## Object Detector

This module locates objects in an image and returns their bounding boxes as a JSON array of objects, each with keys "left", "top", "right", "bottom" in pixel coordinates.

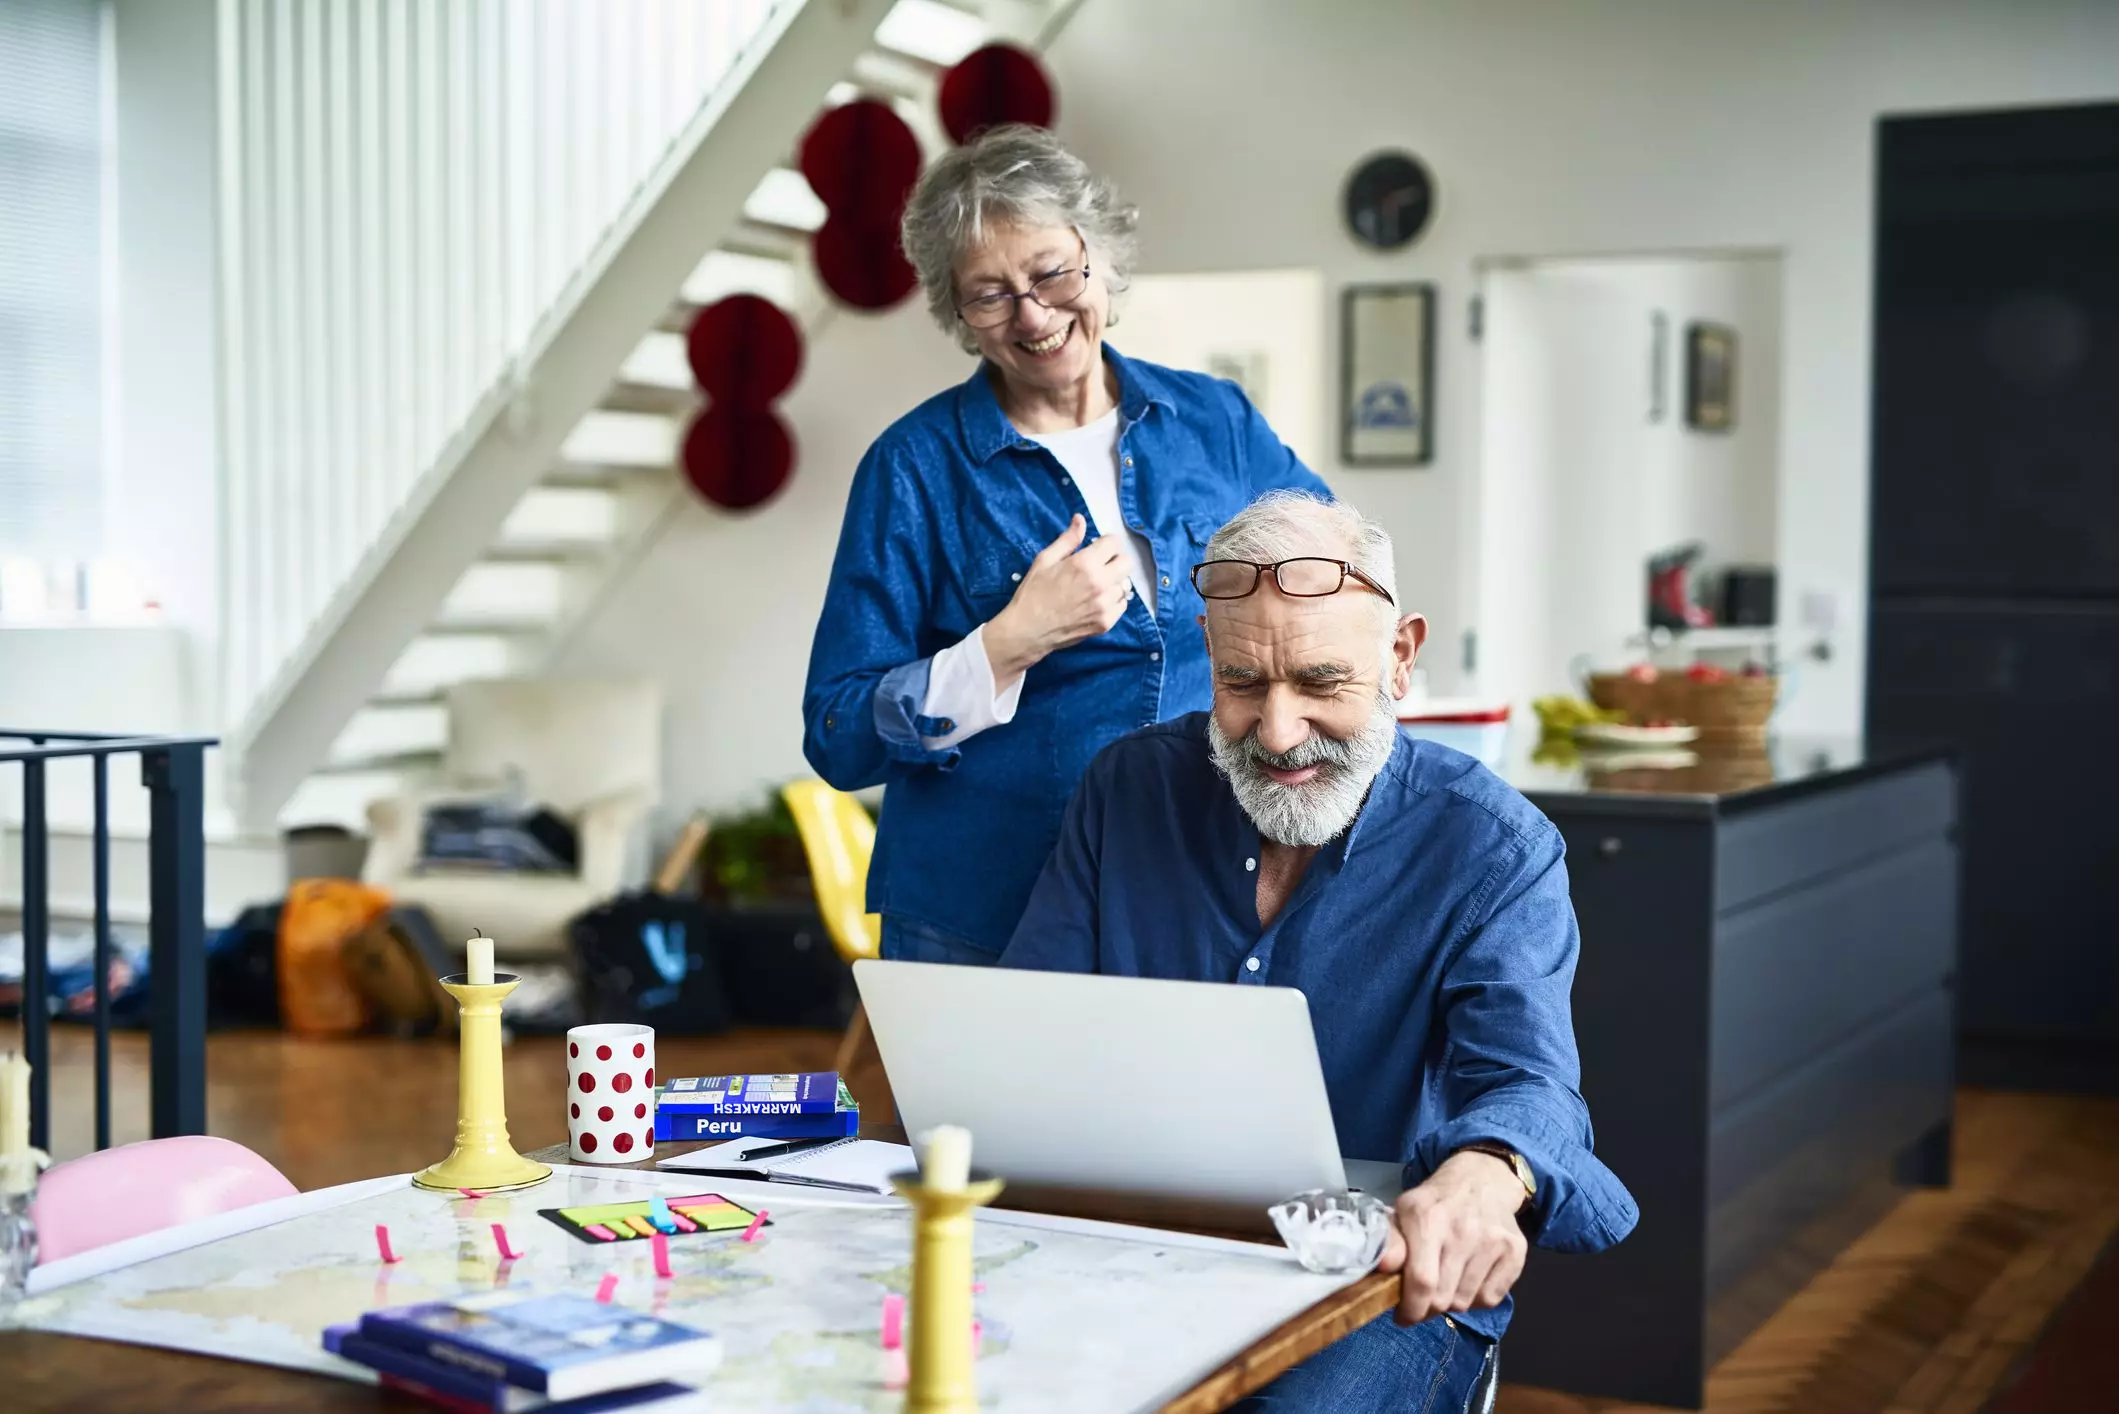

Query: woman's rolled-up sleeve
[{"left": 803, "top": 441, "right": 963, "bottom": 789}]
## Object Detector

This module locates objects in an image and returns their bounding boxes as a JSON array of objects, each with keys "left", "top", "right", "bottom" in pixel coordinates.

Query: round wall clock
[{"left": 1343, "top": 150, "right": 1435, "bottom": 251}]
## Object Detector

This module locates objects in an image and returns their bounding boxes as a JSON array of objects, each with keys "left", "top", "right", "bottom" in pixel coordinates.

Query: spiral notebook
[{"left": 654, "top": 1136, "right": 913, "bottom": 1196}]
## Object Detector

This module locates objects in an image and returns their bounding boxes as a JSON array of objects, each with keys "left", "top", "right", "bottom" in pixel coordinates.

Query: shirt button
[
  {"left": 1160, "top": 575, "right": 1170, "bottom": 587},
  {"left": 1011, "top": 572, "right": 1022, "bottom": 582},
  {"left": 1149, "top": 651, "right": 1160, "bottom": 662},
  {"left": 825, "top": 717, "right": 835, "bottom": 729},
  {"left": 1124, "top": 457, "right": 1134, "bottom": 468},
  {"left": 1245, "top": 957, "right": 1261, "bottom": 973},
  {"left": 940, "top": 720, "right": 954, "bottom": 731},
  {"left": 1245, "top": 857, "right": 1257, "bottom": 872}
]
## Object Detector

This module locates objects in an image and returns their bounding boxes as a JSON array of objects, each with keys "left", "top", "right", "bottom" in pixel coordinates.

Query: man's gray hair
[
  {"left": 1203, "top": 491, "right": 1399, "bottom": 618},
  {"left": 900, "top": 124, "right": 1140, "bottom": 354}
]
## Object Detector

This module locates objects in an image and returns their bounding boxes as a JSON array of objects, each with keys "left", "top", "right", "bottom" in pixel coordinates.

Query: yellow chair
[{"left": 781, "top": 780, "right": 882, "bottom": 1076}]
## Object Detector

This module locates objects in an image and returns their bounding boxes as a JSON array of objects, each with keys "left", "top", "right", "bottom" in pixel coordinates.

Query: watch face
[{"left": 1344, "top": 151, "right": 1435, "bottom": 251}]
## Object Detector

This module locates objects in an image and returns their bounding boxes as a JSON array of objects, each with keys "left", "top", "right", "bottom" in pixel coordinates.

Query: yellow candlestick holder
[
  {"left": 413, "top": 974, "right": 551, "bottom": 1194},
  {"left": 889, "top": 1171, "right": 1004, "bottom": 1414}
]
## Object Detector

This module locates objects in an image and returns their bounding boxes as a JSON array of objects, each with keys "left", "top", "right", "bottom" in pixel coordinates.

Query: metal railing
[{"left": 3, "top": 731, "right": 217, "bottom": 1154}]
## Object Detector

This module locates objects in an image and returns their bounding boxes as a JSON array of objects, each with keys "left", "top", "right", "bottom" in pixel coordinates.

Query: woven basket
[{"left": 1587, "top": 672, "right": 1778, "bottom": 740}]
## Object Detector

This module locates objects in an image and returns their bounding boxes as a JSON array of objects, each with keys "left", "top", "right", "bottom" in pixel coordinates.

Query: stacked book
[
  {"left": 653, "top": 1070, "right": 858, "bottom": 1143},
  {"left": 324, "top": 1291, "right": 719, "bottom": 1413}
]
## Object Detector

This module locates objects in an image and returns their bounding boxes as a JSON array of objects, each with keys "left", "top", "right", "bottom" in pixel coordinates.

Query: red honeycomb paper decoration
[
  {"left": 681, "top": 403, "right": 795, "bottom": 513},
  {"left": 938, "top": 44, "right": 1055, "bottom": 144},
  {"left": 685, "top": 294, "right": 803, "bottom": 410},
  {"left": 799, "top": 99, "right": 922, "bottom": 221}
]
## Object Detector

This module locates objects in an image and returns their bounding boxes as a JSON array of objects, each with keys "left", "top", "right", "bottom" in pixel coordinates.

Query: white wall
[
  {"left": 1041, "top": 0, "right": 2119, "bottom": 732},
  {"left": 106, "top": 0, "right": 220, "bottom": 728},
  {"left": 1475, "top": 255, "right": 1783, "bottom": 710},
  {"left": 1114, "top": 268, "right": 1328, "bottom": 470}
]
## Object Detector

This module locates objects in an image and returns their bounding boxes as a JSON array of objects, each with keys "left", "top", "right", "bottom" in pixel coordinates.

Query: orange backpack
[{"left": 276, "top": 878, "right": 391, "bottom": 1035}]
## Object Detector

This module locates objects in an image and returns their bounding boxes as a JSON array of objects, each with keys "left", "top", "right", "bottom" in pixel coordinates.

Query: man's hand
[
  {"left": 984, "top": 516, "right": 1132, "bottom": 685},
  {"left": 1376, "top": 1150, "right": 1529, "bottom": 1325}
]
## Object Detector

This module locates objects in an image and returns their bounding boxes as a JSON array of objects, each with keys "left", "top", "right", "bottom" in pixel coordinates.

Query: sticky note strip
[
  {"left": 595, "top": 1274, "right": 619, "bottom": 1304},
  {"left": 582, "top": 1223, "right": 615, "bottom": 1241},
  {"left": 740, "top": 1209, "right": 768, "bottom": 1243},
  {"left": 491, "top": 1223, "right": 522, "bottom": 1261},
  {"left": 668, "top": 1211, "right": 698, "bottom": 1233},
  {"left": 651, "top": 1232, "right": 673, "bottom": 1280},
  {"left": 624, "top": 1215, "right": 659, "bottom": 1238},
  {"left": 374, "top": 1224, "right": 400, "bottom": 1264},
  {"left": 647, "top": 1194, "right": 677, "bottom": 1232},
  {"left": 880, "top": 1293, "right": 905, "bottom": 1350}
]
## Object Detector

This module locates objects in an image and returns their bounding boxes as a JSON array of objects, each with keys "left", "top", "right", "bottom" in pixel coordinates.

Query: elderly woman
[{"left": 803, "top": 125, "right": 1328, "bottom": 966}]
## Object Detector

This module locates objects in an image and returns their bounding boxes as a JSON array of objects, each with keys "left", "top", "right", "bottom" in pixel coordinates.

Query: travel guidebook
[
  {"left": 652, "top": 1072, "right": 858, "bottom": 1142},
  {"left": 345, "top": 1291, "right": 721, "bottom": 1402},
  {"left": 655, "top": 1072, "right": 844, "bottom": 1115}
]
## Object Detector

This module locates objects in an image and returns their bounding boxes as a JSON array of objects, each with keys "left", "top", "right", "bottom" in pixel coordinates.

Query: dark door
[{"left": 1868, "top": 102, "right": 2119, "bottom": 1059}]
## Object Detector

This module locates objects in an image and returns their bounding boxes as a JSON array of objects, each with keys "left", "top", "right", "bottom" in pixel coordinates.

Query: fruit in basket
[
  {"left": 1532, "top": 695, "right": 1629, "bottom": 734},
  {"left": 1625, "top": 663, "right": 1659, "bottom": 683},
  {"left": 1741, "top": 661, "right": 1769, "bottom": 678},
  {"left": 1684, "top": 662, "right": 1731, "bottom": 684}
]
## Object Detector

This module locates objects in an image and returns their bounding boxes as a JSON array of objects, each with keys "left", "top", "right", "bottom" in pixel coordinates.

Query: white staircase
[{"left": 216, "top": 0, "right": 1085, "bottom": 833}]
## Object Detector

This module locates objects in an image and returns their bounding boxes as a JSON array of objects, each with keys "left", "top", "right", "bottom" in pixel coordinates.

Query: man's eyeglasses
[
  {"left": 1191, "top": 558, "right": 1397, "bottom": 608},
  {"left": 955, "top": 246, "right": 1092, "bottom": 330}
]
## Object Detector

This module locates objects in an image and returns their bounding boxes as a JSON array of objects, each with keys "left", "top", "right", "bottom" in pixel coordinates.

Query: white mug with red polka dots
[{"left": 566, "top": 1023, "right": 657, "bottom": 1163}]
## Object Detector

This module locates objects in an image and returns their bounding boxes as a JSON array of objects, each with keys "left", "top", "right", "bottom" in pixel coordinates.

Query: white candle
[
  {"left": 466, "top": 935, "right": 495, "bottom": 985},
  {"left": 920, "top": 1124, "right": 972, "bottom": 1193},
  {"left": 1, "top": 1051, "right": 25, "bottom": 1161}
]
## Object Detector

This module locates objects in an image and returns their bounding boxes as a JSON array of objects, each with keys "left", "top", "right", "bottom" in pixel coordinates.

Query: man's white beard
[{"left": 1207, "top": 693, "right": 1400, "bottom": 847}]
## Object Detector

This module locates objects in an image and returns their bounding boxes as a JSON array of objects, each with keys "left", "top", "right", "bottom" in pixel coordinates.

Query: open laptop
[{"left": 854, "top": 959, "right": 1401, "bottom": 1210}]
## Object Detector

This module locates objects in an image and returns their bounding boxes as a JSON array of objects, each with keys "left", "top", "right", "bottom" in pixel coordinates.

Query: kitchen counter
[
  {"left": 1498, "top": 733, "right": 1956, "bottom": 818},
  {"left": 1497, "top": 734, "right": 1960, "bottom": 1408}
]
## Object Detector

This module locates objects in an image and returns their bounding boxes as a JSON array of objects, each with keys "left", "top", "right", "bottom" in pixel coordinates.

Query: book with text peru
[
  {"left": 656, "top": 1072, "right": 843, "bottom": 1116},
  {"left": 654, "top": 1104, "right": 859, "bottom": 1143}
]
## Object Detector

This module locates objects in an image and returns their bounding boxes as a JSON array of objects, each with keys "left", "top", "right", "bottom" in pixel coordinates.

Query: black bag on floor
[
  {"left": 707, "top": 901, "right": 855, "bottom": 1030},
  {"left": 206, "top": 903, "right": 283, "bottom": 1028},
  {"left": 569, "top": 893, "right": 733, "bottom": 1035}
]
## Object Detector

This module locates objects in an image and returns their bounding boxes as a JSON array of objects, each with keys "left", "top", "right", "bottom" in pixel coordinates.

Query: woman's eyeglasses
[
  {"left": 1191, "top": 558, "right": 1397, "bottom": 608},
  {"left": 956, "top": 248, "right": 1092, "bottom": 330}
]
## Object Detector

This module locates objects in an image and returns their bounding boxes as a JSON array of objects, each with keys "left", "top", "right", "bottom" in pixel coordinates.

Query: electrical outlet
[{"left": 1799, "top": 589, "right": 1838, "bottom": 634}]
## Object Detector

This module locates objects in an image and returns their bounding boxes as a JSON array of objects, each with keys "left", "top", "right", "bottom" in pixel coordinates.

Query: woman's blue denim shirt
[{"left": 802, "top": 347, "right": 1330, "bottom": 951}]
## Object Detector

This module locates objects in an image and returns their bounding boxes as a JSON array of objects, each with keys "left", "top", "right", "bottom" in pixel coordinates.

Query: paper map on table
[{"left": 18, "top": 1168, "right": 1354, "bottom": 1413}]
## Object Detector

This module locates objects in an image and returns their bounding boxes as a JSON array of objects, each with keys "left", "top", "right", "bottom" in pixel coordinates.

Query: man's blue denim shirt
[
  {"left": 802, "top": 349, "right": 1329, "bottom": 952},
  {"left": 999, "top": 714, "right": 1641, "bottom": 1339}
]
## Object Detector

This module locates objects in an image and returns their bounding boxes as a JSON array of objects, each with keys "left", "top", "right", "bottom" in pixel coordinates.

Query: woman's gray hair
[
  {"left": 900, "top": 124, "right": 1140, "bottom": 352},
  {"left": 1203, "top": 491, "right": 1400, "bottom": 632}
]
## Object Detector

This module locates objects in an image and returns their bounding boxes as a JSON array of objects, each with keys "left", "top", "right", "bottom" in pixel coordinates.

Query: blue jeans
[
  {"left": 1236, "top": 1314, "right": 1493, "bottom": 1414},
  {"left": 879, "top": 913, "right": 1002, "bottom": 967}
]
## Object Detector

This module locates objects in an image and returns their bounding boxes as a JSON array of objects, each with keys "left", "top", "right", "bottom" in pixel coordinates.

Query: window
[{"left": 0, "top": 0, "right": 104, "bottom": 570}]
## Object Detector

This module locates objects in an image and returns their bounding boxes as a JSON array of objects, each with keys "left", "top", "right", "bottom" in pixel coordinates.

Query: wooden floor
[{"left": 11, "top": 1023, "right": 2119, "bottom": 1412}]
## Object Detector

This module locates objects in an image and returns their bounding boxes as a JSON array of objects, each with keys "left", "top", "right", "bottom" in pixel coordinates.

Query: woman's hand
[{"left": 984, "top": 515, "right": 1133, "bottom": 686}]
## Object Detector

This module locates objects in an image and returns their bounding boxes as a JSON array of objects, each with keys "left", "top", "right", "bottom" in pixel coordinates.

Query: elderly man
[{"left": 999, "top": 491, "right": 1637, "bottom": 1411}]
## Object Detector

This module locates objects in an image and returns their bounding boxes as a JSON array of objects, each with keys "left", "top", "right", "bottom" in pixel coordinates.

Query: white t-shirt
[{"left": 918, "top": 409, "right": 1156, "bottom": 750}]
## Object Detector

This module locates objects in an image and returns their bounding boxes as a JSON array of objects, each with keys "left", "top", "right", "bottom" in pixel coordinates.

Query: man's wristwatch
[{"left": 1455, "top": 1141, "right": 1537, "bottom": 1213}]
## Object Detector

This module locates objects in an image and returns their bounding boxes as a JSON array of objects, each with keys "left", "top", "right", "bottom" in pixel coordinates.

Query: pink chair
[{"left": 30, "top": 1135, "right": 298, "bottom": 1265}]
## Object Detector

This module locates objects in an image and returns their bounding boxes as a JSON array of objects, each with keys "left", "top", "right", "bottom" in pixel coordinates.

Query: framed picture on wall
[
  {"left": 1685, "top": 321, "right": 1737, "bottom": 431},
  {"left": 1340, "top": 283, "right": 1435, "bottom": 466}
]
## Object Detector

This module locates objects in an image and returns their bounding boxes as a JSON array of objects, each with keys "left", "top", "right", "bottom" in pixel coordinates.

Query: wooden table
[{"left": 3, "top": 1134, "right": 1402, "bottom": 1413}]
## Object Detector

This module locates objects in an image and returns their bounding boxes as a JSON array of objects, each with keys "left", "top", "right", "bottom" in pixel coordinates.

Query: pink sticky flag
[
  {"left": 374, "top": 1224, "right": 401, "bottom": 1264},
  {"left": 595, "top": 1273, "right": 619, "bottom": 1304},
  {"left": 740, "top": 1210, "right": 769, "bottom": 1243},
  {"left": 880, "top": 1292, "right": 905, "bottom": 1350},
  {"left": 650, "top": 1231, "right": 673, "bottom": 1279},
  {"left": 973, "top": 1318, "right": 984, "bottom": 1355},
  {"left": 458, "top": 1188, "right": 488, "bottom": 1205},
  {"left": 972, "top": 1282, "right": 987, "bottom": 1294},
  {"left": 491, "top": 1223, "right": 522, "bottom": 1261}
]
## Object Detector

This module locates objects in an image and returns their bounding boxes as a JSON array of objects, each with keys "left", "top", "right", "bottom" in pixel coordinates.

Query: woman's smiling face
[{"left": 952, "top": 221, "right": 1109, "bottom": 400}]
